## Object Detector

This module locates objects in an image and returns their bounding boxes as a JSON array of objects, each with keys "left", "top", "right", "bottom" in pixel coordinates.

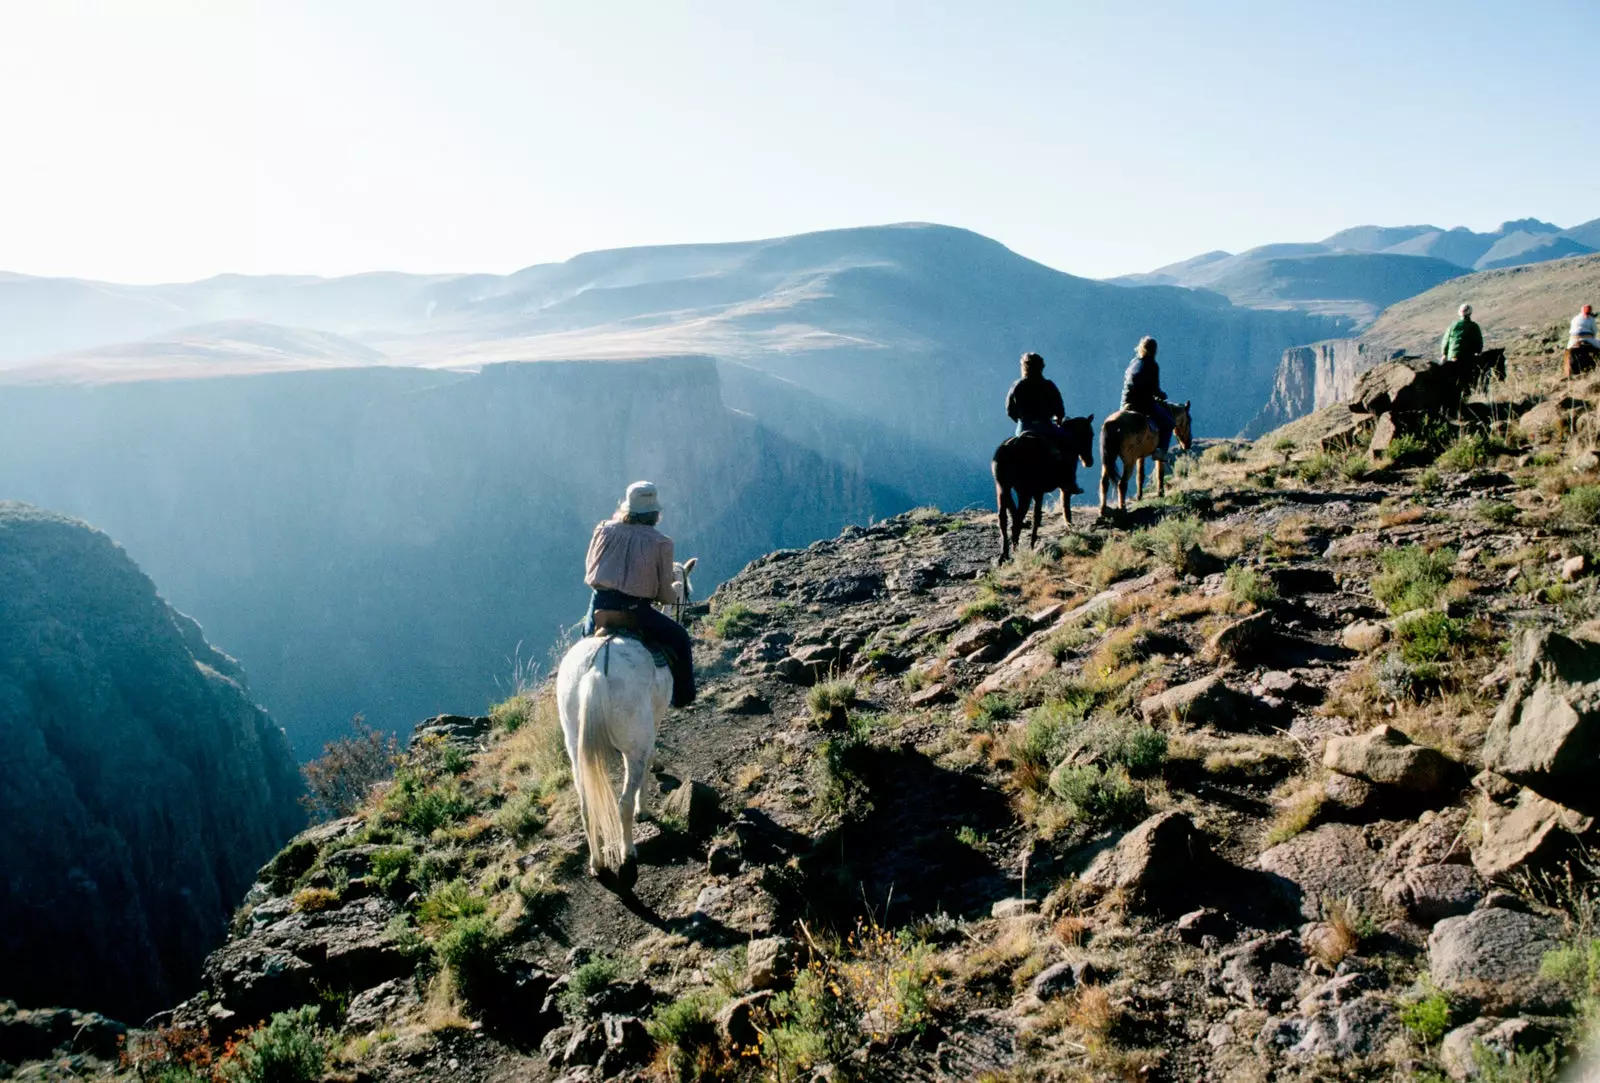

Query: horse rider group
[{"left": 1007, "top": 336, "right": 1178, "bottom": 470}]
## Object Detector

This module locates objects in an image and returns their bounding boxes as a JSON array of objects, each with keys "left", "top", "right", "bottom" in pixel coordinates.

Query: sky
[{"left": 0, "top": 0, "right": 1591, "bottom": 284}]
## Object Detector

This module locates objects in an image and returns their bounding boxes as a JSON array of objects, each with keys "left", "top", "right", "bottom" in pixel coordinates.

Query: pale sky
[{"left": 0, "top": 0, "right": 1591, "bottom": 284}]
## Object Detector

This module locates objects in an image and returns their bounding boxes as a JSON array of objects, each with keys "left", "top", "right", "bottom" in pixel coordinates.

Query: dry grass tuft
[{"left": 1264, "top": 776, "right": 1325, "bottom": 847}]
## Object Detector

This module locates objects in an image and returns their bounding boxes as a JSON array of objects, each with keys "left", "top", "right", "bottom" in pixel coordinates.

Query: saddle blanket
[{"left": 598, "top": 627, "right": 673, "bottom": 671}]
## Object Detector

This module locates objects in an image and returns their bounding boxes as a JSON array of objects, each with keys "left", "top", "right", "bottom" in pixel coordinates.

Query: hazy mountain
[
  {"left": 0, "top": 503, "right": 302, "bottom": 1020},
  {"left": 0, "top": 224, "right": 1338, "bottom": 750},
  {"left": 1121, "top": 217, "right": 1596, "bottom": 326}
]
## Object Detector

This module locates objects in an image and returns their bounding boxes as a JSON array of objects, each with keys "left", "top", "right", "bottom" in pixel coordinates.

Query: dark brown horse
[{"left": 992, "top": 415, "right": 1094, "bottom": 562}]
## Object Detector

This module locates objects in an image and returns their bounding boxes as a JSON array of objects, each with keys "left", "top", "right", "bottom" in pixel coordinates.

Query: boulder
[
  {"left": 946, "top": 620, "right": 1007, "bottom": 658},
  {"left": 1484, "top": 629, "right": 1600, "bottom": 814},
  {"left": 973, "top": 650, "right": 1056, "bottom": 698},
  {"left": 808, "top": 573, "right": 885, "bottom": 605},
  {"left": 990, "top": 898, "right": 1039, "bottom": 919},
  {"left": 1138, "top": 675, "right": 1257, "bottom": 728},
  {"left": 344, "top": 978, "right": 421, "bottom": 1033},
  {"left": 1381, "top": 864, "right": 1484, "bottom": 926},
  {"left": 1258, "top": 823, "right": 1380, "bottom": 921},
  {"left": 718, "top": 689, "right": 770, "bottom": 715},
  {"left": 1341, "top": 620, "right": 1391, "bottom": 653},
  {"left": 659, "top": 779, "right": 722, "bottom": 837},
  {"left": 1217, "top": 932, "right": 1307, "bottom": 1010},
  {"left": 1206, "top": 611, "right": 1271, "bottom": 664},
  {"left": 598, "top": 1014, "right": 652, "bottom": 1073},
  {"left": 1322, "top": 772, "right": 1378, "bottom": 815},
  {"left": 1271, "top": 995, "right": 1398, "bottom": 1059},
  {"left": 1427, "top": 907, "right": 1565, "bottom": 1014},
  {"left": 1471, "top": 787, "right": 1594, "bottom": 881},
  {"left": 1028, "top": 961, "right": 1078, "bottom": 1001},
  {"left": 706, "top": 839, "right": 742, "bottom": 876},
  {"left": 1322, "top": 724, "right": 1457, "bottom": 795},
  {"left": 746, "top": 937, "right": 794, "bottom": 991},
  {"left": 1327, "top": 533, "right": 1383, "bottom": 560},
  {"left": 715, "top": 991, "right": 774, "bottom": 1047},
  {"left": 0, "top": 1003, "right": 127, "bottom": 1063},
  {"left": 1440, "top": 1017, "right": 1556, "bottom": 1081},
  {"left": 1080, "top": 811, "right": 1211, "bottom": 914},
  {"left": 1176, "top": 907, "right": 1235, "bottom": 946}
]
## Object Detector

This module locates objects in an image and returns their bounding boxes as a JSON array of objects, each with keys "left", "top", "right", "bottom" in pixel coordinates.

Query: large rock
[
  {"left": 0, "top": 1002, "right": 127, "bottom": 1064},
  {"left": 1264, "top": 995, "right": 1398, "bottom": 1059},
  {"left": 1206, "top": 611, "right": 1271, "bottom": 665},
  {"left": 1471, "top": 787, "right": 1594, "bottom": 881},
  {"left": 1341, "top": 619, "right": 1391, "bottom": 652},
  {"left": 1323, "top": 724, "right": 1458, "bottom": 795},
  {"left": 659, "top": 779, "right": 722, "bottom": 837},
  {"left": 946, "top": 620, "right": 1007, "bottom": 658},
  {"left": 1217, "top": 932, "right": 1307, "bottom": 1010},
  {"left": 973, "top": 650, "right": 1056, "bottom": 698},
  {"left": 1079, "top": 811, "right": 1211, "bottom": 914},
  {"left": 1381, "top": 864, "right": 1484, "bottom": 926},
  {"left": 1484, "top": 629, "right": 1600, "bottom": 814},
  {"left": 1258, "top": 824, "right": 1380, "bottom": 921},
  {"left": 746, "top": 937, "right": 793, "bottom": 991},
  {"left": 1427, "top": 907, "right": 1565, "bottom": 1014},
  {"left": 1138, "top": 675, "right": 1258, "bottom": 728},
  {"left": 1440, "top": 1017, "right": 1556, "bottom": 1081}
]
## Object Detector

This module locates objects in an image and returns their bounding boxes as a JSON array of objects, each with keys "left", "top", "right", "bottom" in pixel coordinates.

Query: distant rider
[
  {"left": 583, "top": 481, "right": 695, "bottom": 707},
  {"left": 1121, "top": 336, "right": 1175, "bottom": 464},
  {"left": 1571, "top": 304, "right": 1599, "bottom": 353},
  {"left": 1440, "top": 303, "right": 1483, "bottom": 367}
]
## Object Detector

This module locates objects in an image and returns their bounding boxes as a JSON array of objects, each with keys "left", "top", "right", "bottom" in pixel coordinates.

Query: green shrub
[
  {"left": 1295, "top": 452, "right": 1335, "bottom": 482},
  {"left": 1272, "top": 437, "right": 1296, "bottom": 462},
  {"left": 436, "top": 914, "right": 500, "bottom": 1004},
  {"left": 1476, "top": 500, "right": 1519, "bottom": 526},
  {"left": 959, "top": 586, "right": 1006, "bottom": 623},
  {"left": 1399, "top": 988, "right": 1453, "bottom": 1046},
  {"left": 1014, "top": 690, "right": 1096, "bottom": 771},
  {"left": 647, "top": 993, "right": 723, "bottom": 1080},
  {"left": 383, "top": 769, "right": 473, "bottom": 836},
  {"left": 1437, "top": 432, "right": 1497, "bottom": 471},
  {"left": 966, "top": 692, "right": 1019, "bottom": 728},
  {"left": 1131, "top": 515, "right": 1204, "bottom": 572},
  {"left": 489, "top": 693, "right": 535, "bottom": 733},
  {"left": 808, "top": 733, "right": 873, "bottom": 820},
  {"left": 441, "top": 745, "right": 471, "bottom": 776},
  {"left": 1396, "top": 611, "right": 1465, "bottom": 665},
  {"left": 218, "top": 1006, "right": 327, "bottom": 1083},
  {"left": 1469, "top": 1042, "right": 1562, "bottom": 1083},
  {"left": 806, "top": 679, "right": 858, "bottom": 725},
  {"left": 560, "top": 957, "right": 623, "bottom": 1018},
  {"left": 1371, "top": 545, "right": 1456, "bottom": 615},
  {"left": 265, "top": 838, "right": 320, "bottom": 895},
  {"left": 1203, "top": 443, "right": 1241, "bottom": 466},
  {"left": 709, "top": 601, "right": 760, "bottom": 639},
  {"left": 1339, "top": 453, "right": 1371, "bottom": 481},
  {"left": 1087, "top": 718, "right": 1168, "bottom": 777},
  {"left": 1225, "top": 565, "right": 1279, "bottom": 608},
  {"left": 762, "top": 967, "right": 857, "bottom": 1072},
  {"left": 1046, "top": 763, "right": 1146, "bottom": 826},
  {"left": 1416, "top": 466, "right": 1443, "bottom": 492},
  {"left": 494, "top": 789, "right": 547, "bottom": 841},
  {"left": 416, "top": 878, "right": 487, "bottom": 926},
  {"left": 1563, "top": 485, "right": 1600, "bottom": 526}
]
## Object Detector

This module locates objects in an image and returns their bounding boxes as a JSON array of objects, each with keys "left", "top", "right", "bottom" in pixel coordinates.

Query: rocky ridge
[{"left": 12, "top": 339, "right": 1600, "bottom": 1082}]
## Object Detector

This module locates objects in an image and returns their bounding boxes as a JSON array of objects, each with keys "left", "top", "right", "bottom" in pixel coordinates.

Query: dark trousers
[
  {"left": 1145, "top": 401, "right": 1175, "bottom": 451},
  {"left": 584, "top": 589, "right": 695, "bottom": 707}
]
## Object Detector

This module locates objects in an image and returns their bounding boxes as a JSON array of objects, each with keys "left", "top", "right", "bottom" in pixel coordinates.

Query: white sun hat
[{"left": 622, "top": 480, "right": 661, "bottom": 516}]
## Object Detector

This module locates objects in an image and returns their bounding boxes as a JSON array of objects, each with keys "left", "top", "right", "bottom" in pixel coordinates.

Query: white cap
[
  {"left": 1460, "top": 303, "right": 1473, "bottom": 317},
  {"left": 621, "top": 480, "right": 661, "bottom": 516}
]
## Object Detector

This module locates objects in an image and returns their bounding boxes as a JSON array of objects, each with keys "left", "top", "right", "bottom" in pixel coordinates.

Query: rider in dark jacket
[
  {"left": 1121, "top": 337, "right": 1174, "bottom": 463},
  {"left": 1007, "top": 352, "right": 1066, "bottom": 436}
]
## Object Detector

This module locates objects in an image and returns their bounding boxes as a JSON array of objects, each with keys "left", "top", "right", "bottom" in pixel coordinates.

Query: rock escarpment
[{"left": 0, "top": 503, "right": 303, "bottom": 1022}]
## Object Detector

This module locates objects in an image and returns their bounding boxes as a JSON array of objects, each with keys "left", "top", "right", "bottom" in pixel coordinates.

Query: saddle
[
  {"left": 592, "top": 610, "right": 674, "bottom": 669},
  {"left": 1110, "top": 407, "right": 1158, "bottom": 436}
]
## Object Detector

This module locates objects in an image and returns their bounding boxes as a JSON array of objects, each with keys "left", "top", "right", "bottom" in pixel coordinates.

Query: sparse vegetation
[
  {"left": 806, "top": 678, "right": 858, "bottom": 726},
  {"left": 1563, "top": 484, "right": 1600, "bottom": 526},
  {"left": 1225, "top": 565, "right": 1278, "bottom": 609},
  {"left": 560, "top": 956, "right": 624, "bottom": 1018},
  {"left": 300, "top": 717, "right": 399, "bottom": 822},
  {"left": 1400, "top": 987, "right": 1454, "bottom": 1046},
  {"left": 216, "top": 1007, "right": 328, "bottom": 1083},
  {"left": 1476, "top": 499, "right": 1519, "bottom": 525},
  {"left": 1130, "top": 514, "right": 1204, "bottom": 572},
  {"left": 1371, "top": 544, "right": 1456, "bottom": 615},
  {"left": 708, "top": 600, "right": 760, "bottom": 639}
]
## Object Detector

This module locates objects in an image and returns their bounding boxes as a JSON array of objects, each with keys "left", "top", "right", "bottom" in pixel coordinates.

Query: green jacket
[{"left": 1441, "top": 317, "right": 1483, "bottom": 361}]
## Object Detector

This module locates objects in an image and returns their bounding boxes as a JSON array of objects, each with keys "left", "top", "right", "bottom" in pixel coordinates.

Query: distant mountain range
[
  {"left": 0, "top": 224, "right": 1334, "bottom": 750},
  {"left": 1113, "top": 216, "right": 1600, "bottom": 326}
]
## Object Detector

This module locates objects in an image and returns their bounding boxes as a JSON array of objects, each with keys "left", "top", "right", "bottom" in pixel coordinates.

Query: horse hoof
[{"left": 618, "top": 858, "right": 639, "bottom": 891}]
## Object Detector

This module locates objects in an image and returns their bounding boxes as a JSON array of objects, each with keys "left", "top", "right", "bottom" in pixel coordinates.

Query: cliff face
[
  {"left": 0, "top": 358, "right": 905, "bottom": 753},
  {"left": 0, "top": 504, "right": 303, "bottom": 1022},
  {"left": 1241, "top": 338, "right": 1393, "bottom": 437}
]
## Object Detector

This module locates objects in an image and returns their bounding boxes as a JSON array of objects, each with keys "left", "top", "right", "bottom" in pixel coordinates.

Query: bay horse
[
  {"left": 557, "top": 557, "right": 695, "bottom": 885},
  {"left": 1098, "top": 402, "right": 1193, "bottom": 514},
  {"left": 992, "top": 416, "right": 1094, "bottom": 562}
]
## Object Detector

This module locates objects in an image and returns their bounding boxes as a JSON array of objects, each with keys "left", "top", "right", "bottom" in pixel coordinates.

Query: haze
[{"left": 0, "top": 0, "right": 1589, "bottom": 283}]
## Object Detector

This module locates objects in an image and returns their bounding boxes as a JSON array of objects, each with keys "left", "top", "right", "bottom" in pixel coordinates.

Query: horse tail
[
  {"left": 575, "top": 665, "right": 625, "bottom": 872},
  {"left": 1099, "top": 419, "right": 1121, "bottom": 482}
]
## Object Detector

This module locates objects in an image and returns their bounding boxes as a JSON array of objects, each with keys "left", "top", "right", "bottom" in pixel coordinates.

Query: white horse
[{"left": 556, "top": 557, "right": 696, "bottom": 882}]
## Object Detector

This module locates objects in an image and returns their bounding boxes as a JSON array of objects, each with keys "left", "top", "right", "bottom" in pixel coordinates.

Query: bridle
[{"left": 673, "top": 569, "right": 692, "bottom": 625}]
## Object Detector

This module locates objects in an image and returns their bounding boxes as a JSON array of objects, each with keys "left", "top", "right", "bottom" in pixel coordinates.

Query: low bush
[
  {"left": 806, "top": 679, "right": 858, "bottom": 726},
  {"left": 1339, "top": 453, "right": 1371, "bottom": 481},
  {"left": 370, "top": 846, "right": 415, "bottom": 895},
  {"left": 560, "top": 957, "right": 623, "bottom": 1018},
  {"left": 1088, "top": 539, "right": 1144, "bottom": 589},
  {"left": 1476, "top": 500, "right": 1519, "bottom": 526},
  {"left": 1399, "top": 987, "right": 1454, "bottom": 1046},
  {"left": 1295, "top": 452, "right": 1335, "bottom": 482},
  {"left": 1563, "top": 485, "right": 1600, "bottom": 526},
  {"left": 964, "top": 691, "right": 1019, "bottom": 728},
  {"left": 494, "top": 789, "right": 547, "bottom": 841},
  {"left": 382, "top": 770, "right": 474, "bottom": 836},
  {"left": 1437, "top": 432, "right": 1498, "bottom": 472},
  {"left": 1203, "top": 443, "right": 1240, "bottom": 466},
  {"left": 291, "top": 887, "right": 340, "bottom": 913},
  {"left": 300, "top": 718, "right": 399, "bottom": 822},
  {"left": 1085, "top": 718, "right": 1167, "bottom": 777},
  {"left": 1396, "top": 611, "right": 1465, "bottom": 665},
  {"left": 708, "top": 601, "right": 760, "bottom": 640},
  {"left": 436, "top": 914, "right": 500, "bottom": 1005},
  {"left": 1225, "top": 565, "right": 1278, "bottom": 609},
  {"left": 1371, "top": 544, "right": 1456, "bottom": 615},
  {"left": 217, "top": 1006, "right": 327, "bottom": 1083},
  {"left": 1131, "top": 515, "right": 1204, "bottom": 573},
  {"left": 808, "top": 732, "right": 874, "bottom": 820},
  {"left": 416, "top": 878, "right": 487, "bottom": 926},
  {"left": 647, "top": 993, "right": 724, "bottom": 1080},
  {"left": 959, "top": 583, "right": 1007, "bottom": 623},
  {"left": 1046, "top": 763, "right": 1146, "bottom": 827}
]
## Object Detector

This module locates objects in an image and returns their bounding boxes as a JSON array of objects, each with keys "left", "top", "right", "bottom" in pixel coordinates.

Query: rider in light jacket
[{"left": 583, "top": 481, "right": 695, "bottom": 707}]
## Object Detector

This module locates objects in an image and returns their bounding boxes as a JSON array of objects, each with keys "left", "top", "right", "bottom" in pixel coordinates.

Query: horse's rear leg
[
  {"left": 1118, "top": 456, "right": 1132, "bottom": 511},
  {"left": 1156, "top": 459, "right": 1167, "bottom": 497},
  {"left": 1135, "top": 457, "right": 1146, "bottom": 501},
  {"left": 1061, "top": 487, "right": 1073, "bottom": 528},
  {"left": 1029, "top": 492, "right": 1044, "bottom": 549},
  {"left": 995, "top": 480, "right": 1012, "bottom": 562}
]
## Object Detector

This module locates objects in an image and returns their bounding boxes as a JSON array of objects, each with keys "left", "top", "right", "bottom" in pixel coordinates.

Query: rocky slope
[
  {"left": 0, "top": 503, "right": 304, "bottom": 1024},
  {"left": 17, "top": 331, "right": 1600, "bottom": 1081}
]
